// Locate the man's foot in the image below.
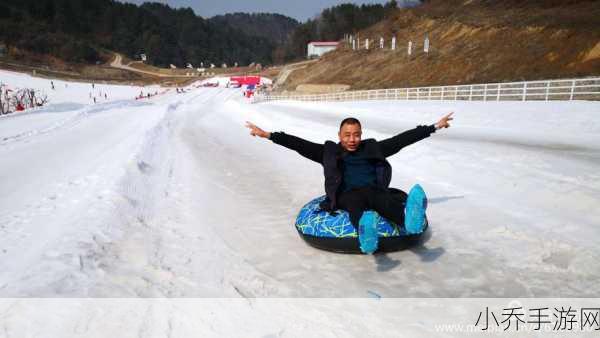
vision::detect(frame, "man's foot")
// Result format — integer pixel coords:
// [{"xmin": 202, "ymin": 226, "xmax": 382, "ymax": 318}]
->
[
  {"xmin": 404, "ymin": 184, "xmax": 427, "ymax": 234},
  {"xmin": 358, "ymin": 211, "xmax": 380, "ymax": 254}
]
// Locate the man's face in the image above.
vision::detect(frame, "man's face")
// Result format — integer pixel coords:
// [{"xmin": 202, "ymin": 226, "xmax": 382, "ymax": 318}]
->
[{"xmin": 338, "ymin": 123, "xmax": 362, "ymax": 152}]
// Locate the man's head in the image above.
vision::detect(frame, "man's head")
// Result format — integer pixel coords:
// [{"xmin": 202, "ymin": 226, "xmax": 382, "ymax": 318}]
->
[{"xmin": 338, "ymin": 117, "xmax": 362, "ymax": 152}]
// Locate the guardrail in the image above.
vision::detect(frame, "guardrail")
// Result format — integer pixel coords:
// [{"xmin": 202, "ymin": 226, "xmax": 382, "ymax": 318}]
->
[{"xmin": 254, "ymin": 77, "xmax": 600, "ymax": 103}]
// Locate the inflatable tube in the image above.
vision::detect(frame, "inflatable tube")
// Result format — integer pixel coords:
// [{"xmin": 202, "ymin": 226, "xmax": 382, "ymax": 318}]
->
[{"xmin": 295, "ymin": 195, "xmax": 428, "ymax": 254}]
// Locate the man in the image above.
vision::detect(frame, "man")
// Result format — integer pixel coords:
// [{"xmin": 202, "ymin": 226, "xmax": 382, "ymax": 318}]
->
[{"xmin": 245, "ymin": 112, "xmax": 453, "ymax": 253}]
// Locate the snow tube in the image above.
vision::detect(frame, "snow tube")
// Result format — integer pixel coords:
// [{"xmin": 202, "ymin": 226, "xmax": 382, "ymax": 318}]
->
[{"xmin": 295, "ymin": 193, "xmax": 428, "ymax": 254}]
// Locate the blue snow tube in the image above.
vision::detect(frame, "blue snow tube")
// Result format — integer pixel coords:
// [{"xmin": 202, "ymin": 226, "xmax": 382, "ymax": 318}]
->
[{"xmin": 294, "ymin": 191, "xmax": 428, "ymax": 254}]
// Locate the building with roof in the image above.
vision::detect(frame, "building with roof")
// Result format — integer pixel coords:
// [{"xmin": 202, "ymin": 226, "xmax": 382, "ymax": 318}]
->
[{"xmin": 307, "ymin": 41, "xmax": 339, "ymax": 59}]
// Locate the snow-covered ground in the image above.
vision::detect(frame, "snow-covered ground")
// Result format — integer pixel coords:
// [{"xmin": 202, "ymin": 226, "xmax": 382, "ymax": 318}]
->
[
  {"xmin": 1, "ymin": 70, "xmax": 600, "ymax": 334},
  {"xmin": 0, "ymin": 69, "xmax": 161, "ymax": 105}
]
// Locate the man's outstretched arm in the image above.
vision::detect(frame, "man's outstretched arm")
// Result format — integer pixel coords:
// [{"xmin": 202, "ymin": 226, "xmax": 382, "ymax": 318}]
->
[
  {"xmin": 378, "ymin": 112, "xmax": 454, "ymax": 158},
  {"xmin": 245, "ymin": 121, "xmax": 324, "ymax": 164}
]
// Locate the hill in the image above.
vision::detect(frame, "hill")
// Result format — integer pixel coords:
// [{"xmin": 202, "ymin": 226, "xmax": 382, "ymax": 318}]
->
[
  {"xmin": 208, "ymin": 13, "xmax": 299, "ymax": 46},
  {"xmin": 281, "ymin": 0, "xmax": 600, "ymax": 91},
  {"xmin": 278, "ymin": 1, "xmax": 419, "ymax": 62},
  {"xmin": 0, "ymin": 0, "xmax": 297, "ymax": 68}
]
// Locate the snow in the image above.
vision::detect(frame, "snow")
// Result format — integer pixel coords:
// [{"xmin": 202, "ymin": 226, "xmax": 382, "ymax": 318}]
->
[
  {"xmin": 1, "ymin": 69, "xmax": 600, "ymax": 335},
  {"xmin": 196, "ymin": 76, "xmax": 272, "ymax": 87},
  {"xmin": 0, "ymin": 69, "xmax": 161, "ymax": 106}
]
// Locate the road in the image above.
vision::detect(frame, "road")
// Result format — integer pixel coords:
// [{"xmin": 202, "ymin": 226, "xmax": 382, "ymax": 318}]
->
[{"xmin": 109, "ymin": 53, "xmax": 193, "ymax": 78}]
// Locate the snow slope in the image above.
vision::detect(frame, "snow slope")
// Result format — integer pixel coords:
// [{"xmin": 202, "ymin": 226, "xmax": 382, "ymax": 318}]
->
[
  {"xmin": 0, "ymin": 69, "xmax": 160, "ymax": 105},
  {"xmin": 1, "ymin": 69, "xmax": 600, "ymax": 335},
  {"xmin": 0, "ymin": 71, "xmax": 600, "ymax": 337}
]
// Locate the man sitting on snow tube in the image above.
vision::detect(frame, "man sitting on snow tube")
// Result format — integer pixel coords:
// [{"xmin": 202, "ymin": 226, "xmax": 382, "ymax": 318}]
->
[{"xmin": 245, "ymin": 112, "xmax": 453, "ymax": 254}]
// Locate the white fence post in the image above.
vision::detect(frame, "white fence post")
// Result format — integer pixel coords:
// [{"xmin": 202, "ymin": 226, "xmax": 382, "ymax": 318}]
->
[
  {"xmin": 484, "ymin": 84, "xmax": 488, "ymax": 101},
  {"xmin": 570, "ymin": 80, "xmax": 575, "ymax": 100},
  {"xmin": 469, "ymin": 85, "xmax": 473, "ymax": 101},
  {"xmin": 545, "ymin": 82, "xmax": 550, "ymax": 101},
  {"xmin": 497, "ymin": 84, "xmax": 501, "ymax": 101},
  {"xmin": 522, "ymin": 83, "xmax": 527, "ymax": 101}
]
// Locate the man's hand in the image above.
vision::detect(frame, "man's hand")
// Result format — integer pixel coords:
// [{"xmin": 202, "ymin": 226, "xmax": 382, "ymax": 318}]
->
[
  {"xmin": 245, "ymin": 121, "xmax": 271, "ymax": 139},
  {"xmin": 435, "ymin": 112, "xmax": 454, "ymax": 130}
]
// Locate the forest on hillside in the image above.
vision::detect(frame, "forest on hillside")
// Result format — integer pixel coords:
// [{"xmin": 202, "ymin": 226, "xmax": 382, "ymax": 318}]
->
[
  {"xmin": 0, "ymin": 0, "xmax": 418, "ymax": 66},
  {"xmin": 0, "ymin": 0, "xmax": 286, "ymax": 66}
]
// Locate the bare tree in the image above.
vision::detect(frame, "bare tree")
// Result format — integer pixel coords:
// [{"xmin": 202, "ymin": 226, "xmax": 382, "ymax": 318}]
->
[
  {"xmin": 11, "ymin": 89, "xmax": 27, "ymax": 110},
  {"xmin": 0, "ymin": 86, "xmax": 50, "ymax": 114},
  {"xmin": 25, "ymin": 88, "xmax": 36, "ymax": 108},
  {"xmin": 0, "ymin": 84, "xmax": 8, "ymax": 115},
  {"xmin": 36, "ymin": 92, "xmax": 48, "ymax": 107},
  {"xmin": 24, "ymin": 88, "xmax": 47, "ymax": 107}
]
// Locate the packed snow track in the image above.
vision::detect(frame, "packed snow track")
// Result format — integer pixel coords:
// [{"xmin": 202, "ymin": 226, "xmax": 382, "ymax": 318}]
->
[{"xmin": 1, "ymin": 73, "xmax": 600, "ymax": 299}]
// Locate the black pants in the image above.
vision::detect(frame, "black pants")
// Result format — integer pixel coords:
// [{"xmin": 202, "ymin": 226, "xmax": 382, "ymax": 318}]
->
[{"xmin": 337, "ymin": 187, "xmax": 407, "ymax": 228}]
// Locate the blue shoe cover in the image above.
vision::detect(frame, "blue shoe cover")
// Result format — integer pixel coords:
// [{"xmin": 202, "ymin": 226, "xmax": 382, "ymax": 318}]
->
[
  {"xmin": 358, "ymin": 211, "xmax": 379, "ymax": 254},
  {"xmin": 405, "ymin": 184, "xmax": 427, "ymax": 234}
]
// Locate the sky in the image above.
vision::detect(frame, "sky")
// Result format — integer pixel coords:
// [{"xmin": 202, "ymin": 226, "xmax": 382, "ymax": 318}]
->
[{"xmin": 118, "ymin": 0, "xmax": 418, "ymax": 22}]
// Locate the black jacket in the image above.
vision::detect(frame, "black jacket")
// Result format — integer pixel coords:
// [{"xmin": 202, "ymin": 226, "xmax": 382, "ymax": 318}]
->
[{"xmin": 270, "ymin": 125, "xmax": 436, "ymax": 211}]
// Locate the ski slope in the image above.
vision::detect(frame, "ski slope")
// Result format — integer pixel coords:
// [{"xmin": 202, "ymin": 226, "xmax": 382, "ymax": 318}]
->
[{"xmin": 1, "ymin": 69, "xmax": 600, "ymax": 334}]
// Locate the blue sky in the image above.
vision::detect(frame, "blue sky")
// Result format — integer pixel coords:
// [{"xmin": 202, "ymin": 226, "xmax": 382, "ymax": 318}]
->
[{"xmin": 118, "ymin": 0, "xmax": 418, "ymax": 22}]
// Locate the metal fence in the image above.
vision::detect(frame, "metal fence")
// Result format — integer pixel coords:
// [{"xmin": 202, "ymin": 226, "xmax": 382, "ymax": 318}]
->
[{"xmin": 254, "ymin": 77, "xmax": 600, "ymax": 103}]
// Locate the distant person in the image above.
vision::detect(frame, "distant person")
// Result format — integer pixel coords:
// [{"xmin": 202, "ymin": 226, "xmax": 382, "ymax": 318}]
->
[
  {"xmin": 50, "ymin": 81, "xmax": 55, "ymax": 90},
  {"xmin": 245, "ymin": 113, "xmax": 453, "ymax": 253}
]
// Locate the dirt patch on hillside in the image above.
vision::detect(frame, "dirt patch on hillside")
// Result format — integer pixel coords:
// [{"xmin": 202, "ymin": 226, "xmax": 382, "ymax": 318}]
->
[
  {"xmin": 581, "ymin": 42, "xmax": 600, "ymax": 63},
  {"xmin": 295, "ymin": 84, "xmax": 350, "ymax": 94}
]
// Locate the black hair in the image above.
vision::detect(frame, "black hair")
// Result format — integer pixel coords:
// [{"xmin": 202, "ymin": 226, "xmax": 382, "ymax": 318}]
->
[{"xmin": 339, "ymin": 117, "xmax": 361, "ymax": 130}]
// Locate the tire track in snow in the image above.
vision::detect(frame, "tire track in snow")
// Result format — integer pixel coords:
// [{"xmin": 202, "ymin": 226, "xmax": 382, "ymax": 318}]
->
[
  {"xmin": 80, "ymin": 89, "xmax": 281, "ymax": 297},
  {"xmin": 82, "ymin": 101, "xmax": 180, "ymax": 296}
]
